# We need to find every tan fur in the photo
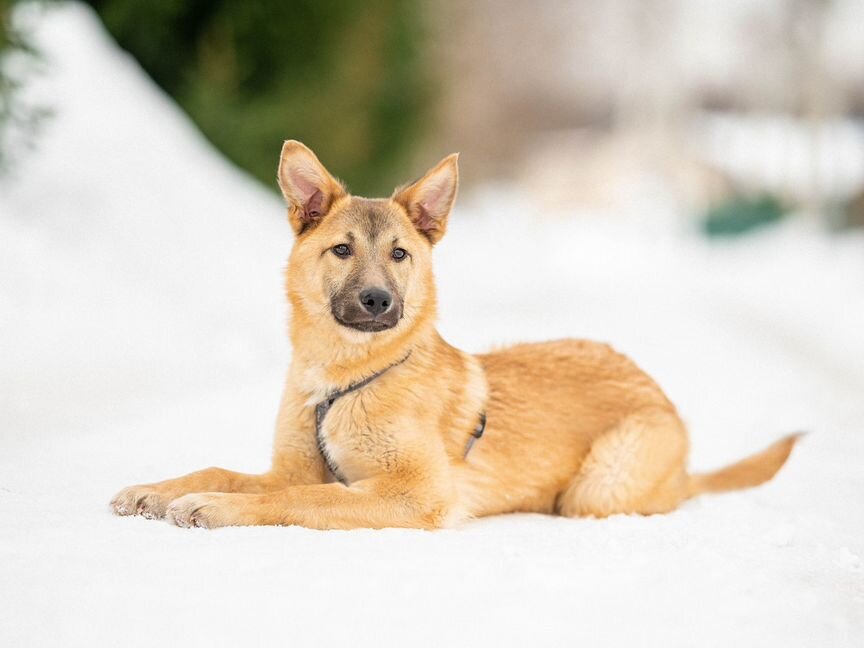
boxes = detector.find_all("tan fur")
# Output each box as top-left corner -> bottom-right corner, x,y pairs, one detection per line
111,141 -> 800,529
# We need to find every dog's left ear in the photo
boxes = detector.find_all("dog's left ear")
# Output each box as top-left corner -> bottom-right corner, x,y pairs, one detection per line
392,153 -> 459,244
277,140 -> 346,235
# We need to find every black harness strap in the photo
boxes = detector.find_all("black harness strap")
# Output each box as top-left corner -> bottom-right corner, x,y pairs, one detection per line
463,412 -> 487,459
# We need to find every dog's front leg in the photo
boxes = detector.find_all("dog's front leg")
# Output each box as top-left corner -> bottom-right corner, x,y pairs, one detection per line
110,468 -> 297,520
111,380 -> 324,519
165,475 -> 451,530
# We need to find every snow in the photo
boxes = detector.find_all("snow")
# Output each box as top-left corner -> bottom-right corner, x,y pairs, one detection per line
1,3 -> 863,646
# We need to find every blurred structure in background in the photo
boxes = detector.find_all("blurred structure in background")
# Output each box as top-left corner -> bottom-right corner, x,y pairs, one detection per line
3,0 -> 864,231
430,0 -> 864,231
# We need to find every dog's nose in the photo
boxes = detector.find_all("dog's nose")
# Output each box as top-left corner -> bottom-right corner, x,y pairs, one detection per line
359,288 -> 392,316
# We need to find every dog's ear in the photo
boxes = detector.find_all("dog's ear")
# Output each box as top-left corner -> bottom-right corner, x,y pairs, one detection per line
392,153 -> 459,244
277,140 -> 346,235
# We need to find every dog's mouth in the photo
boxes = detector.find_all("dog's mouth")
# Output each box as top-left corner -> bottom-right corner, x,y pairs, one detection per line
333,314 -> 397,333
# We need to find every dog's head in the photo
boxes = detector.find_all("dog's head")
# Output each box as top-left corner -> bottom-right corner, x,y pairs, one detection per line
278,141 -> 458,340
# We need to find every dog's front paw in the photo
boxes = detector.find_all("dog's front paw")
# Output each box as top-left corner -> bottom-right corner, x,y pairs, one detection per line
166,493 -> 232,529
110,486 -> 170,519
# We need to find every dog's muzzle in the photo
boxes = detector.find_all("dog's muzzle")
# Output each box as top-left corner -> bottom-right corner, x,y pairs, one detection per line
331,287 -> 402,332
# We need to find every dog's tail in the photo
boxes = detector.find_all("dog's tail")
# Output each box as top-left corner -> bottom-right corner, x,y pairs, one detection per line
686,433 -> 803,498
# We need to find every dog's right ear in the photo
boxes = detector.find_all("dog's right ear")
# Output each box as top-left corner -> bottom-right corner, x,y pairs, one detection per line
277,140 -> 346,235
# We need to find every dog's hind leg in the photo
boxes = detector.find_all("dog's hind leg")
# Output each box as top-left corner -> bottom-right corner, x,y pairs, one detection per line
557,408 -> 690,517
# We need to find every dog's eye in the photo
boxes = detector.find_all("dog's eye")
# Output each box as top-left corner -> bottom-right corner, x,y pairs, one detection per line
332,244 -> 352,258
391,248 -> 407,262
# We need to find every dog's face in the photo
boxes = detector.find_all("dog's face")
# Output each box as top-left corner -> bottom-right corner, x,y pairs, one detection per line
299,197 -> 424,334
278,141 -> 458,341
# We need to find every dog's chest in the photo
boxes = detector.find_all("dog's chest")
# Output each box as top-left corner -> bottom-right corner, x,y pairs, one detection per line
316,393 -> 395,483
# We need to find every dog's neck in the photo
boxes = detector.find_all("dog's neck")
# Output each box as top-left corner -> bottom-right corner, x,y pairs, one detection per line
288,298 -> 439,399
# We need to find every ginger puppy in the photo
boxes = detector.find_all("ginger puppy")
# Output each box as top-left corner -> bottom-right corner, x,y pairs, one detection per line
111,141 -> 799,529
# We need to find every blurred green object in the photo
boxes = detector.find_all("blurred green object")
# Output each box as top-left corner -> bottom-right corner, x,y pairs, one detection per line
0,0 -> 50,175
701,195 -> 787,237
84,0 -> 433,195
0,0 -> 12,49
0,1 -> 14,167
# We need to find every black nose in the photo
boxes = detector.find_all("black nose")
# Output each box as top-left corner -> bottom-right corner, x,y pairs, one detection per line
359,288 -> 392,316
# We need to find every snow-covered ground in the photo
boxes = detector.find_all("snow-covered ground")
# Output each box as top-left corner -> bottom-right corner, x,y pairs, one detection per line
1,4 -> 863,646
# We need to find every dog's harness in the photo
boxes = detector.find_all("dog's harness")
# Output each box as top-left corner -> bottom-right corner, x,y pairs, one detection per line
463,413 -> 487,458
314,352 -> 487,485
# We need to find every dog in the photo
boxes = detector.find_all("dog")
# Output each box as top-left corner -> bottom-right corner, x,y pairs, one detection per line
110,141 -> 800,529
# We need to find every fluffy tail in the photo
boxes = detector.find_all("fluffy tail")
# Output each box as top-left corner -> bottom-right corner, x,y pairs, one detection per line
687,433 -> 803,498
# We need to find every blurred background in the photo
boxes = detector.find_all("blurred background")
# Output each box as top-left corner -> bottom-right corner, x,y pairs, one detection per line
2,2 -> 864,645
5,0 -> 864,226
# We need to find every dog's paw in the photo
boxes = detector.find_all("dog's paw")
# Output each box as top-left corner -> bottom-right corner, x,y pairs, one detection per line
165,493 -> 230,529
110,486 -> 169,519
